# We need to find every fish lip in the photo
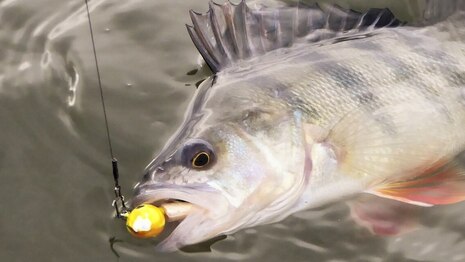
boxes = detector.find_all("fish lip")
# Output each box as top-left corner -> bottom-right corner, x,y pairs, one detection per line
131,183 -> 230,251
131,183 -> 226,211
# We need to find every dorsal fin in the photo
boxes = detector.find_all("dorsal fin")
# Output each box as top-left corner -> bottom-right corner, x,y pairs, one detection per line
420,0 -> 465,24
186,1 -> 402,73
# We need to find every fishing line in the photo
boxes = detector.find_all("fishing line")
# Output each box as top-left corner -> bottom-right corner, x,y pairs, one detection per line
83,0 -> 186,240
84,0 -> 128,218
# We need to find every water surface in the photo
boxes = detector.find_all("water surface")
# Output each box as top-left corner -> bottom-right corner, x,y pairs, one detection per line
1,0 -> 464,261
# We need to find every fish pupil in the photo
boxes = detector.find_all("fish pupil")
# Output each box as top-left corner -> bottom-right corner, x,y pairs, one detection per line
192,152 -> 209,168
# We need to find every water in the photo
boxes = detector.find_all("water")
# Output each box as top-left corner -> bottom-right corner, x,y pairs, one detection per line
1,0 -> 464,261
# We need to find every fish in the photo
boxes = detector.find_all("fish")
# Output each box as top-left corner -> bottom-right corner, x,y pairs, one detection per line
131,0 -> 465,251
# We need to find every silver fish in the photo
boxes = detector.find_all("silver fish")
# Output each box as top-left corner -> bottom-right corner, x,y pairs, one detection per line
132,0 -> 465,251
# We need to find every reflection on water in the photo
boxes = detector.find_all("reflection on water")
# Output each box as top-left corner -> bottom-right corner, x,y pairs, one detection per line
0,0 -> 464,261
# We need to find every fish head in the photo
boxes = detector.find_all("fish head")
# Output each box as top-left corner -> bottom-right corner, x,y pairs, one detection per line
132,79 -> 309,251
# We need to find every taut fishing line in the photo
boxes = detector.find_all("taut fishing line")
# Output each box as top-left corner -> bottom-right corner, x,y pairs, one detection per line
83,1 -> 169,239
83,0 -> 128,218
83,0 -> 186,244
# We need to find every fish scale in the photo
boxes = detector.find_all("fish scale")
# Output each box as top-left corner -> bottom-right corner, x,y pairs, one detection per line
236,29 -> 465,128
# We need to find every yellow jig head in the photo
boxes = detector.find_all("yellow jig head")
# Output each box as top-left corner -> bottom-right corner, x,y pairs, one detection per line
125,204 -> 166,238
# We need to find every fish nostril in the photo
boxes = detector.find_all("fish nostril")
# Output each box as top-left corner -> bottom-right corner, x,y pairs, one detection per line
142,164 -> 167,182
142,171 -> 153,183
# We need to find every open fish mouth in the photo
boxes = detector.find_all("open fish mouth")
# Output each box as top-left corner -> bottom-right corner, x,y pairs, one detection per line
131,183 -> 230,251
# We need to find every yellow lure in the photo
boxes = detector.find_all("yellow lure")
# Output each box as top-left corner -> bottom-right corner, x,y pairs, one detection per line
125,204 -> 166,238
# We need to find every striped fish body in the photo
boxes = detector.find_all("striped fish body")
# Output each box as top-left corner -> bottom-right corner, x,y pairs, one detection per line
133,1 -> 465,250
215,25 -> 465,131
210,18 -> 465,181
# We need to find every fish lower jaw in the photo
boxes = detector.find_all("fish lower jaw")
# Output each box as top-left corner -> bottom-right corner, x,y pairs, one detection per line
131,187 -> 231,251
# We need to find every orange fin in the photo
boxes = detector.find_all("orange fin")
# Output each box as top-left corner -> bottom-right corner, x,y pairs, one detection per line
349,194 -> 422,236
368,156 -> 465,206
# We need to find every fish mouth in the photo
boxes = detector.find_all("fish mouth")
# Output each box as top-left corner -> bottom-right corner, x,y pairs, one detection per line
131,183 -> 230,251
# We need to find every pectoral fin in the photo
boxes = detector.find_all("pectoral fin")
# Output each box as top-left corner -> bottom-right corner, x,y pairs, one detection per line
328,101 -> 465,207
368,156 -> 465,206
329,102 -> 457,180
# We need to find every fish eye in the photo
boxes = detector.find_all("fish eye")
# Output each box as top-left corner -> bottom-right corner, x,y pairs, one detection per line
177,139 -> 215,170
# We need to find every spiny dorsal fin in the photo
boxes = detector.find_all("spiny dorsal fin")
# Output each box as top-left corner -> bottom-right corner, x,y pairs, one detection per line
420,0 -> 465,24
186,1 -> 402,73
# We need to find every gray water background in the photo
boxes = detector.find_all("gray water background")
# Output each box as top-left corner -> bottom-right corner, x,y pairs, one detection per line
1,0 -> 464,261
